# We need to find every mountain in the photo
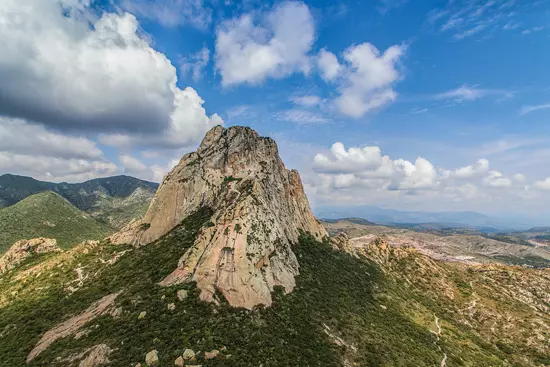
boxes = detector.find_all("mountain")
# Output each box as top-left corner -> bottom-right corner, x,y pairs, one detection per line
0,191 -> 113,253
0,174 -> 159,228
1,126 -> 550,367
110,125 -> 327,309
317,205 -> 545,230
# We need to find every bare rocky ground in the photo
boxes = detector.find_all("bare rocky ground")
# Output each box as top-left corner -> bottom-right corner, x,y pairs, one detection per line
324,219 -> 550,267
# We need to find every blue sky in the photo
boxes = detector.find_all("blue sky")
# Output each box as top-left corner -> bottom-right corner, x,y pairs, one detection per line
1,0 -> 550,216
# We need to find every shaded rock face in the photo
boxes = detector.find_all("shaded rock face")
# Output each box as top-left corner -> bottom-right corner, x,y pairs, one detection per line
111,126 -> 327,309
0,238 -> 60,273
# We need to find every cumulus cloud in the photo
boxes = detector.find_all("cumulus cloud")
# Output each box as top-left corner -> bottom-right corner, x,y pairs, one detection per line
535,178 -> 550,191
441,159 -> 489,179
483,170 -> 512,188
0,118 -> 102,160
0,153 -> 117,183
0,0 -> 221,148
120,0 -> 212,29
317,49 -> 342,81
313,142 -> 438,193
214,1 -> 315,86
308,142 -> 531,209
0,117 -> 117,182
118,154 -> 177,182
319,43 -> 405,118
99,87 -> 222,150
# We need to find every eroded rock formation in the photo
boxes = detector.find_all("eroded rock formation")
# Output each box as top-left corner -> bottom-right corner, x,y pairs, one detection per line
111,126 -> 327,309
0,237 -> 60,273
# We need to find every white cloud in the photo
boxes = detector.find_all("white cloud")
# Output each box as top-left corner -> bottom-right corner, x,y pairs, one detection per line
317,49 -> 342,82
121,0 -> 212,29
275,109 -> 330,124
99,87 -> 223,150
442,159 -> 489,179
118,154 -> 180,182
120,154 -> 148,173
308,142 -> 535,210
519,103 -> 550,116
0,0 -> 221,149
428,0 -> 529,41
513,173 -> 526,182
0,118 -> 102,160
0,152 -> 117,183
290,95 -> 322,107
535,178 -> 550,191
180,47 -> 210,81
324,43 -> 405,118
483,170 -> 512,188
391,157 -> 438,190
436,85 -> 512,103
313,142 -> 438,193
214,1 -> 314,86
0,117 -> 118,182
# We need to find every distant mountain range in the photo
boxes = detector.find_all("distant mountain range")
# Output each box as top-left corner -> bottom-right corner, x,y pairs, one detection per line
316,205 -> 548,231
0,174 -> 159,229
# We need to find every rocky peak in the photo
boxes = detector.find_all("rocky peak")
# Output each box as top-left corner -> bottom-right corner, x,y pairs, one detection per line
111,125 -> 327,309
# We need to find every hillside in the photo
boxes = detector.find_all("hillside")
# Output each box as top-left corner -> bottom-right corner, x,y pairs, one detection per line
0,174 -> 159,228
323,219 -> 550,268
0,191 -> 113,253
1,209 -> 549,366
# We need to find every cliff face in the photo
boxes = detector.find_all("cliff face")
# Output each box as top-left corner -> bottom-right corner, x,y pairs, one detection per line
111,125 -> 327,309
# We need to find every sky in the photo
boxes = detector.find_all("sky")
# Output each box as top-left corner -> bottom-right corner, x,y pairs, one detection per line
1,0 -> 550,217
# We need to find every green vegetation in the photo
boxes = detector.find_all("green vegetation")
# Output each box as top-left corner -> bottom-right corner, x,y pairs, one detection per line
0,207 -> 529,366
0,191 -> 113,253
223,175 -> 242,183
0,174 -> 158,229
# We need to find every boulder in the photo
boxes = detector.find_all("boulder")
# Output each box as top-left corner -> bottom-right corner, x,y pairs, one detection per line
174,356 -> 185,367
138,311 -> 146,320
145,350 -> 159,366
177,289 -> 188,301
204,350 -> 220,360
182,349 -> 195,360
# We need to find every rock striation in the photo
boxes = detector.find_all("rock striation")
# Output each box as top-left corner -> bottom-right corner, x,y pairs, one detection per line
0,237 -> 60,273
111,125 -> 327,309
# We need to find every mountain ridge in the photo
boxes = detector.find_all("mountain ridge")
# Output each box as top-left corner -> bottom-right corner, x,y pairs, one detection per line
0,174 -> 159,229
0,191 -> 112,253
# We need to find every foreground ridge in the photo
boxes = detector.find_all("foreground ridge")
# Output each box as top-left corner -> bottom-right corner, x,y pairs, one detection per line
111,125 -> 327,308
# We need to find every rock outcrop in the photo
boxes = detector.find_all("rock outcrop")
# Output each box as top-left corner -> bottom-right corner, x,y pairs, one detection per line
111,125 -> 327,309
0,237 -> 60,273
27,291 -> 122,362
